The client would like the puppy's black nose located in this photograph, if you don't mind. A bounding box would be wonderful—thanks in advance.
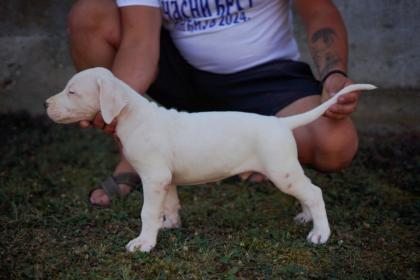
[44,101,49,109]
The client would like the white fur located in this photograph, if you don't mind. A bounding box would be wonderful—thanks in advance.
[46,67,376,252]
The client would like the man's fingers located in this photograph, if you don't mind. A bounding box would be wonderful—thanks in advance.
[329,103,357,115]
[103,119,117,134]
[248,173,266,183]
[103,126,114,135]
[79,113,116,134]
[324,110,346,120]
[338,91,360,104]
[325,102,356,120]
[337,94,356,104]
[78,112,116,135]
[103,125,115,134]
[93,114,106,129]
[323,77,361,120]
[79,120,91,128]
[329,91,359,118]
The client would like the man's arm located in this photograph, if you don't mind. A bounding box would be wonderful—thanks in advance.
[85,6,161,133]
[113,6,161,93]
[294,0,359,120]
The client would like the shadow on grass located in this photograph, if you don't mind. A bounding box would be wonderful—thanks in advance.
[0,113,419,279]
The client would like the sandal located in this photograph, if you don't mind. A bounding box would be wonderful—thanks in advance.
[88,172,142,208]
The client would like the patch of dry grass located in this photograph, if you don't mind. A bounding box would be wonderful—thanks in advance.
[0,113,419,279]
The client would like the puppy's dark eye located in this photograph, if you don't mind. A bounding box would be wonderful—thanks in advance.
[68,91,76,95]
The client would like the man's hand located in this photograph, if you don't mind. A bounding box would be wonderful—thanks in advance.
[322,73,360,120]
[79,113,117,135]
[294,0,355,120]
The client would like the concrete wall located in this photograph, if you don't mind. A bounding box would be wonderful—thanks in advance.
[0,0,418,132]
[0,0,74,114]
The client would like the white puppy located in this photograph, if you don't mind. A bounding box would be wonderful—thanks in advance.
[46,67,376,252]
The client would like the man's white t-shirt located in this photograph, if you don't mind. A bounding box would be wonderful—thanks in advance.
[117,0,300,74]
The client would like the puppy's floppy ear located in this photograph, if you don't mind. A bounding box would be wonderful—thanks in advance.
[97,77,128,124]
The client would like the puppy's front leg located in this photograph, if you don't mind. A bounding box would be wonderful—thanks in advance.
[126,176,171,252]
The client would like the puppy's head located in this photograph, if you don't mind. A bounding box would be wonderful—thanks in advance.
[45,67,128,124]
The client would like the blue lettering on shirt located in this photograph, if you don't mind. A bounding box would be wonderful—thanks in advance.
[200,0,212,17]
[161,0,254,30]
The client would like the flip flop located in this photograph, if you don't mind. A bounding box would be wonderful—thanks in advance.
[88,172,141,208]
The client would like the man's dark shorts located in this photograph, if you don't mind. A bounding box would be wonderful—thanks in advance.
[148,30,322,116]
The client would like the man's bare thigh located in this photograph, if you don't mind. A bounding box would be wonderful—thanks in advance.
[275,95,357,166]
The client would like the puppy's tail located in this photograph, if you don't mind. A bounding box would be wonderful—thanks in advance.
[282,84,377,130]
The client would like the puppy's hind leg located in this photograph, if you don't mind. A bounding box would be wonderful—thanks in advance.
[265,162,330,244]
[294,202,312,224]
[162,185,182,229]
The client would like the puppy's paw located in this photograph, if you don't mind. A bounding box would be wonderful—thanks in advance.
[125,237,155,253]
[162,214,182,229]
[294,211,312,224]
[307,226,331,245]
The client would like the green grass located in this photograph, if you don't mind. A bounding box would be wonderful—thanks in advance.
[0,113,419,279]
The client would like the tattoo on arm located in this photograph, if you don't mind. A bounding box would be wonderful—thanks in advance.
[310,28,342,79]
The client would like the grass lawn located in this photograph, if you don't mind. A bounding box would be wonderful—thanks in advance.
[0,113,419,279]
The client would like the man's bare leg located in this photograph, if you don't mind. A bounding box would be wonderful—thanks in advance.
[276,95,358,172]
[68,0,137,206]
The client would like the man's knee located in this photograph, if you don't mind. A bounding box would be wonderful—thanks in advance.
[68,0,119,43]
[313,122,359,172]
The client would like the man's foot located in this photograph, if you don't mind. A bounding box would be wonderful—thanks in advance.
[89,161,140,207]
[238,172,267,183]
[89,172,141,207]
